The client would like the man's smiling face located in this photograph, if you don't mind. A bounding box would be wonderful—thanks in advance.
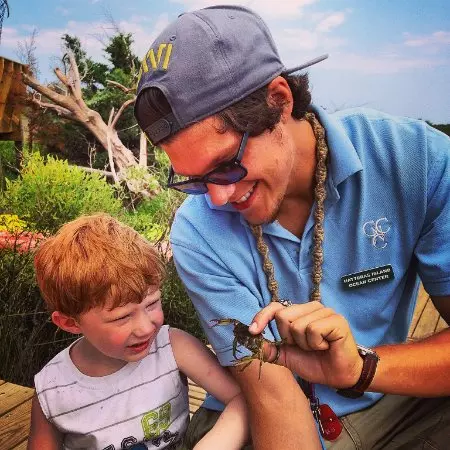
[162,116,298,226]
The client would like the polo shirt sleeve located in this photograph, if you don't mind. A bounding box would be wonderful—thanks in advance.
[415,126,450,297]
[170,216,276,366]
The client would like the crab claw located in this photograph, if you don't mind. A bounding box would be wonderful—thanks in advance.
[210,318,235,327]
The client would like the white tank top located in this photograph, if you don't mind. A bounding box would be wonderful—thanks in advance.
[35,325,189,449]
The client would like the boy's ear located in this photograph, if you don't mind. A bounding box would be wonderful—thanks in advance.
[51,311,82,335]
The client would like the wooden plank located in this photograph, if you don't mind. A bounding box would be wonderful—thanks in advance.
[0,60,14,123]
[0,398,32,450]
[8,64,26,132]
[411,296,441,340]
[408,284,429,338]
[0,382,34,416]
[12,439,28,450]
[435,316,448,334]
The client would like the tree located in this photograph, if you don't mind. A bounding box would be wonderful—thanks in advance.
[61,34,109,93]
[22,49,157,199]
[49,34,141,165]
[0,0,9,44]
[105,33,140,74]
[429,122,450,137]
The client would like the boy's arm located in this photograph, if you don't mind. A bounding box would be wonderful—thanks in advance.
[28,394,63,450]
[170,328,249,450]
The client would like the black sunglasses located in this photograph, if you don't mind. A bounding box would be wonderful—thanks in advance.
[167,132,249,194]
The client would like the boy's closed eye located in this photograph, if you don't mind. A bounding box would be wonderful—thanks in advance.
[112,314,131,322]
[146,299,160,310]
[107,298,161,322]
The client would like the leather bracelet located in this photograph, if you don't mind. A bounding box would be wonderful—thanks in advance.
[336,345,380,399]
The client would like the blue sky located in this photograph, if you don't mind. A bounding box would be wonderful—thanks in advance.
[1,0,449,123]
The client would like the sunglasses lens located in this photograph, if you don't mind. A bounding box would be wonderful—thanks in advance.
[207,166,247,184]
[173,182,208,194]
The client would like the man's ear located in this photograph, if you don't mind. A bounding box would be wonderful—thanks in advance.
[266,76,293,121]
[51,311,82,335]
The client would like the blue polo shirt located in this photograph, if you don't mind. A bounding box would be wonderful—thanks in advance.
[170,106,450,417]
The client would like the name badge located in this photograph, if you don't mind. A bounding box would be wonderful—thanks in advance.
[341,265,394,290]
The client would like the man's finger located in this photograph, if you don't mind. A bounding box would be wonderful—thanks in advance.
[274,302,326,346]
[249,301,324,335]
[262,341,322,382]
[249,302,285,334]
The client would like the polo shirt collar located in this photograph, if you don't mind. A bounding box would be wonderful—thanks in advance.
[311,105,362,187]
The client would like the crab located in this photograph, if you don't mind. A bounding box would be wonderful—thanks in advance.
[210,318,284,379]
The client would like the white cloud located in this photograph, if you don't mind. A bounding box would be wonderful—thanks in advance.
[170,0,317,20]
[325,52,447,74]
[0,14,171,78]
[315,12,345,33]
[117,14,171,58]
[403,31,450,47]
[276,28,319,51]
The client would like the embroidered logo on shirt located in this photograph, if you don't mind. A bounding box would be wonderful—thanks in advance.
[363,217,390,249]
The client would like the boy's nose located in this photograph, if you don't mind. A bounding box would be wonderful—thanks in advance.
[134,315,154,337]
[207,183,236,206]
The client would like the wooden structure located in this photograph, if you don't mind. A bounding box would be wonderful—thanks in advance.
[0,56,28,142]
[0,379,33,449]
[0,285,446,450]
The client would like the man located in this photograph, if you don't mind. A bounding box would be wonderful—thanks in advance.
[134,5,450,449]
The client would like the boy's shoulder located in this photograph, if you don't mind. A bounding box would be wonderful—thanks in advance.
[34,339,78,392]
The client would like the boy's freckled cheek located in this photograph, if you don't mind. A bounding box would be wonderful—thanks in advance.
[109,330,130,346]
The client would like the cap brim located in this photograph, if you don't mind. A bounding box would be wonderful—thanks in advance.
[283,54,329,74]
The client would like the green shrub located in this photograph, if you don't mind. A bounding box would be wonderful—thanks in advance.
[0,246,76,387]
[0,141,15,168]
[120,190,183,243]
[0,152,123,233]
[0,150,206,386]
[162,258,206,343]
[0,214,27,232]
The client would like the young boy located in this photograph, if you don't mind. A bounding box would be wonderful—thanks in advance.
[28,213,248,450]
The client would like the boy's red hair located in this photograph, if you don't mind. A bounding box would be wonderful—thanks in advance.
[34,213,165,316]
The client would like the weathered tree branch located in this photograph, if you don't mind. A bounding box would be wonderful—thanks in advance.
[106,80,134,93]
[30,97,75,120]
[139,131,147,167]
[111,98,135,129]
[77,166,114,178]
[22,72,72,110]
[21,49,159,199]
[54,68,71,90]
[67,51,82,101]
[106,108,120,184]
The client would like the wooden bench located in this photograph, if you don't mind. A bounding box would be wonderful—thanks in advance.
[0,379,33,449]
[1,285,446,450]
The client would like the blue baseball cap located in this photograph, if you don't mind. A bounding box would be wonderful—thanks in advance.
[135,5,328,144]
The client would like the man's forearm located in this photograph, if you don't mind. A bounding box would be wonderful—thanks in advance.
[230,363,321,450]
[371,328,450,396]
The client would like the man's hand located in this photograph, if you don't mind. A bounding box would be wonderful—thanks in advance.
[250,301,363,389]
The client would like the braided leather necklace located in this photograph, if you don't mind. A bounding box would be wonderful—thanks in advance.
[249,112,343,441]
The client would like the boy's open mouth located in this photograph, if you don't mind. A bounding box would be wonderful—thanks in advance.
[127,340,150,353]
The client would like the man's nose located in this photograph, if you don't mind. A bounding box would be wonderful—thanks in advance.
[207,183,236,206]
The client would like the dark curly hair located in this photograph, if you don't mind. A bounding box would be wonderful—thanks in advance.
[134,73,312,143]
